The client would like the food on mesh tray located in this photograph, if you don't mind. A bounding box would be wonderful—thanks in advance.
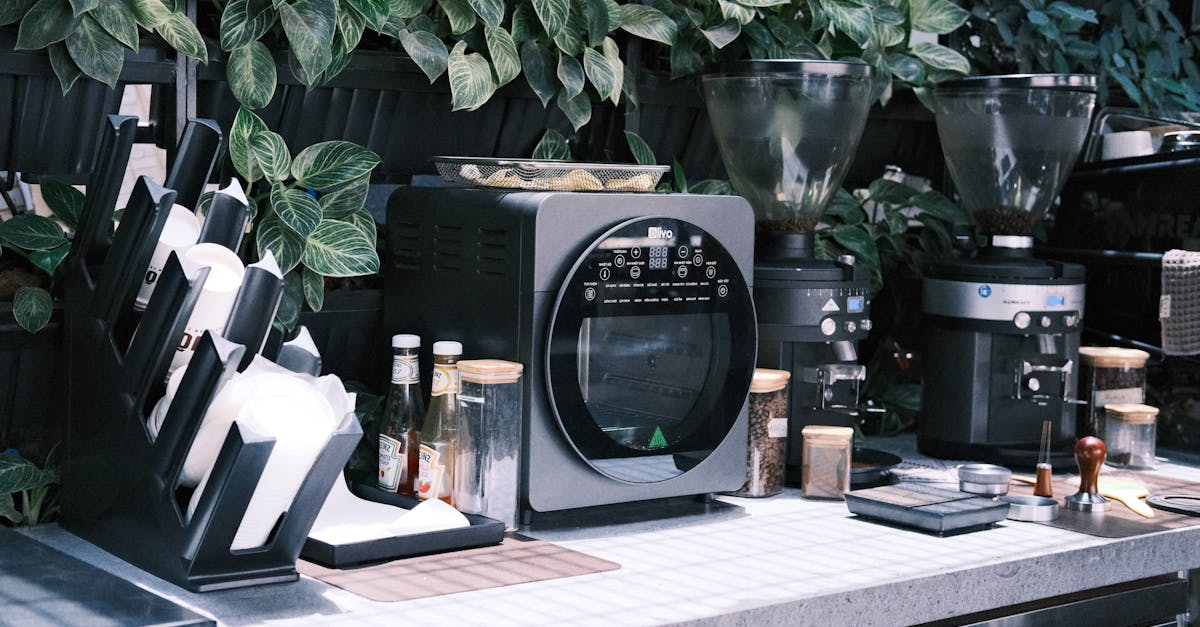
[480,168,523,188]
[538,169,604,191]
[603,173,656,191]
[458,164,484,181]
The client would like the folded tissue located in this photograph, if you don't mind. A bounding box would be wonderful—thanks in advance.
[308,475,471,545]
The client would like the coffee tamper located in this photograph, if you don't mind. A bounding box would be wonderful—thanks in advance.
[1064,436,1111,513]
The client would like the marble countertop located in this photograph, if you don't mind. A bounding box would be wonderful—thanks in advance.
[15,435,1200,626]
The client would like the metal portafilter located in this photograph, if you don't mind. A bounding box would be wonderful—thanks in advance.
[1064,436,1112,512]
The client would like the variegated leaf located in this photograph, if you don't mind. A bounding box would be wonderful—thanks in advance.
[278,0,335,86]
[318,173,370,219]
[485,25,520,86]
[230,107,270,182]
[272,183,323,237]
[302,220,380,277]
[90,0,139,50]
[16,0,81,50]
[228,40,277,109]
[398,28,448,82]
[447,40,497,111]
[292,140,382,190]
[256,214,306,274]
[249,129,292,180]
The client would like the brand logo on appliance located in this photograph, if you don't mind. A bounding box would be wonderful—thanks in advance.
[648,226,674,240]
[978,285,992,298]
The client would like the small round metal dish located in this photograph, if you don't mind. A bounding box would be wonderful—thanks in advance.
[958,463,1012,496]
[1002,495,1060,521]
[850,448,902,487]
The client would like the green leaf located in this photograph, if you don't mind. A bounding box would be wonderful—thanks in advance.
[557,51,584,98]
[220,0,278,50]
[65,15,124,88]
[909,0,969,34]
[279,0,336,86]
[717,0,753,25]
[130,0,171,27]
[511,2,540,41]
[0,215,67,251]
[302,265,325,311]
[689,179,733,195]
[38,178,84,228]
[437,0,477,33]
[910,42,970,75]
[617,3,675,45]
[556,87,591,131]
[552,4,584,56]
[886,53,925,84]
[868,178,917,204]
[346,208,377,244]
[485,26,520,86]
[584,43,621,104]
[12,287,53,333]
[388,0,430,21]
[1047,1,1096,23]
[909,190,968,224]
[249,130,291,181]
[318,174,370,219]
[272,184,323,237]
[532,129,571,159]
[582,0,608,46]
[303,220,380,276]
[336,2,365,51]
[292,140,382,190]
[158,10,208,62]
[532,0,569,38]
[0,454,54,494]
[466,0,503,28]
[1027,9,1049,25]
[27,243,70,276]
[228,41,277,109]
[819,0,872,45]
[699,17,740,49]
[346,0,389,29]
[0,494,20,525]
[669,39,703,79]
[447,40,497,111]
[16,0,81,50]
[257,214,306,274]
[624,130,656,166]
[397,28,448,82]
[90,0,139,50]
[47,43,82,94]
[520,40,557,106]
[69,0,99,14]
[829,225,880,272]
[0,0,37,26]
[230,107,269,182]
[873,5,905,25]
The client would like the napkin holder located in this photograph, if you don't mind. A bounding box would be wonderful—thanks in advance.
[61,115,361,591]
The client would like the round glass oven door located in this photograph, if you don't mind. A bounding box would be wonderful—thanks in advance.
[545,217,756,483]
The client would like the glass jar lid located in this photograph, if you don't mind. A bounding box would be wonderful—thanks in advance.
[459,359,524,384]
[1079,347,1151,368]
[750,368,791,394]
[801,425,854,441]
[1105,403,1159,424]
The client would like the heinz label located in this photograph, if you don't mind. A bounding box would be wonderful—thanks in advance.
[378,434,405,492]
[430,363,460,396]
[416,444,445,500]
[391,354,418,384]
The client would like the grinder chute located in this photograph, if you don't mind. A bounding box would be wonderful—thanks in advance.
[702,60,876,477]
[919,74,1098,466]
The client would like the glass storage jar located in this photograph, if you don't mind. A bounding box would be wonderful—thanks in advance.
[728,369,791,497]
[800,425,854,499]
[1077,347,1149,438]
[1104,403,1159,470]
[456,359,524,529]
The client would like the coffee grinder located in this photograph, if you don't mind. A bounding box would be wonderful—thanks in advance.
[702,60,876,475]
[918,74,1098,465]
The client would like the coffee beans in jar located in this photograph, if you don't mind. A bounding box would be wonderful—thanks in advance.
[1078,347,1149,439]
[727,369,791,498]
[975,206,1037,236]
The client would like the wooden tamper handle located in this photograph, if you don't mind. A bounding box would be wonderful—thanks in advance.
[1064,436,1111,512]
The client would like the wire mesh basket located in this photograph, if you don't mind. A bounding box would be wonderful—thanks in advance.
[433,157,670,192]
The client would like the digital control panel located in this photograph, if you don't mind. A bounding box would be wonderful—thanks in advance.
[575,219,738,310]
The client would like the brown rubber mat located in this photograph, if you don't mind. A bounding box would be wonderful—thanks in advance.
[297,534,620,602]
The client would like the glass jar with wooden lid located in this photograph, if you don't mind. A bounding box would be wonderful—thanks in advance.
[1078,347,1150,438]
[1104,403,1159,469]
[800,425,854,499]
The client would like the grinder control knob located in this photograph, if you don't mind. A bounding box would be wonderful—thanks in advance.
[820,319,837,336]
[1014,312,1031,329]
[845,321,857,333]
[1064,314,1079,327]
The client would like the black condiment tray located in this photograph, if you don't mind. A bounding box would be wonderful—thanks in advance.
[300,484,505,568]
[845,483,1010,536]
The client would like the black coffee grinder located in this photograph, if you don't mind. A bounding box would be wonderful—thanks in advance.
[702,60,876,475]
[918,75,1098,466]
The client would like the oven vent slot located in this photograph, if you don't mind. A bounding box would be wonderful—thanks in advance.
[391,221,423,271]
[475,226,511,278]
[432,223,466,272]
[601,374,698,399]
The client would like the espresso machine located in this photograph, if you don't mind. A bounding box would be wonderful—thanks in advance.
[702,60,876,474]
[918,74,1098,465]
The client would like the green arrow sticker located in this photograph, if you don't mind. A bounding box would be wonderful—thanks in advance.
[648,426,668,449]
